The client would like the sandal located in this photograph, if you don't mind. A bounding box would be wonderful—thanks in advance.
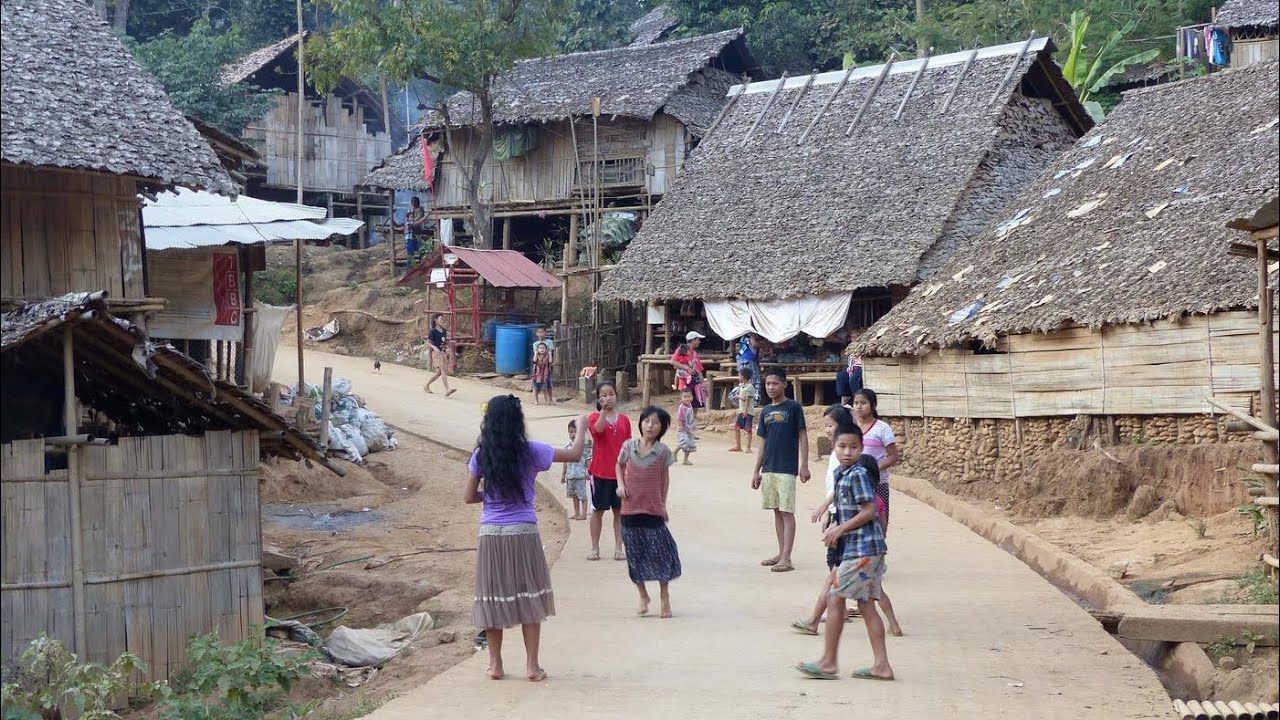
[794,662,838,680]
[850,667,894,681]
[760,557,780,567]
[790,620,819,636]
[614,549,626,561]
[770,561,794,573]
[587,549,600,561]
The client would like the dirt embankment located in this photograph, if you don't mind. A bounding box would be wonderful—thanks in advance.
[258,428,568,716]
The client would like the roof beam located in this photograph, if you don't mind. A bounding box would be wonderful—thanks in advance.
[797,64,855,145]
[776,71,817,133]
[847,54,897,136]
[894,54,931,121]
[989,35,1036,105]
[941,50,979,114]
[703,82,746,141]
[742,71,789,145]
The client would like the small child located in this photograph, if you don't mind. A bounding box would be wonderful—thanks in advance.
[671,343,691,391]
[729,366,756,453]
[675,389,697,465]
[616,406,680,618]
[561,419,592,520]
[531,342,553,405]
[794,419,894,682]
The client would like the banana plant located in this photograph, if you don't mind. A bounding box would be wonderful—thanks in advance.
[1061,11,1160,122]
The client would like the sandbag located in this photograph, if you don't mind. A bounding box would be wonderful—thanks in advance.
[250,302,294,390]
[355,408,393,452]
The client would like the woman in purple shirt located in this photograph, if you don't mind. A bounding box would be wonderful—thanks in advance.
[465,395,589,682]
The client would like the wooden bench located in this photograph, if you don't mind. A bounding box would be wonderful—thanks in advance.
[708,374,740,410]
[790,372,836,407]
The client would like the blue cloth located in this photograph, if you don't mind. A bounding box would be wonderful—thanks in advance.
[738,336,758,363]
[833,461,886,562]
[835,366,863,398]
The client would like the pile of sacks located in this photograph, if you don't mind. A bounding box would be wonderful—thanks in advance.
[289,378,397,463]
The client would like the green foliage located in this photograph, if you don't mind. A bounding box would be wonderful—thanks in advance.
[1237,569,1280,605]
[1060,11,1159,119]
[560,0,650,52]
[128,19,280,134]
[155,632,314,720]
[1186,516,1208,538]
[255,267,299,305]
[0,634,145,720]
[1237,503,1271,538]
[667,0,849,75]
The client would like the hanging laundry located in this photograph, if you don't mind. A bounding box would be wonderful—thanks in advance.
[1208,27,1231,66]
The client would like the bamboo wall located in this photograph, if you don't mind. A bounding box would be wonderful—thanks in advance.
[1,165,144,302]
[0,431,263,683]
[433,113,691,210]
[866,312,1280,419]
[243,92,392,193]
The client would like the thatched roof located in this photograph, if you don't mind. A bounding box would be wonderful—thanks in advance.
[220,31,308,86]
[361,142,426,192]
[1216,0,1279,29]
[0,0,236,194]
[598,39,1090,303]
[857,61,1280,356]
[1,293,327,463]
[629,5,680,46]
[426,29,757,128]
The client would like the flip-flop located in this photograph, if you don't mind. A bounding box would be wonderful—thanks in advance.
[445,388,457,397]
[760,557,780,566]
[770,562,794,573]
[794,662,838,680]
[587,550,600,561]
[888,627,904,637]
[790,620,819,636]
[528,669,547,682]
[614,550,626,561]
[850,667,894,681]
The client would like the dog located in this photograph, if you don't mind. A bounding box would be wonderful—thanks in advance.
[373,359,382,373]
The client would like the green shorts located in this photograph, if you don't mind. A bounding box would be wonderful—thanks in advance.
[760,472,797,514]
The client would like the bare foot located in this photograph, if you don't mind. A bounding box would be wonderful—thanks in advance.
[660,601,672,618]
[638,598,650,616]
[760,556,780,567]
[527,668,547,682]
[445,388,457,397]
[728,447,742,452]
[423,384,434,394]
[487,665,504,680]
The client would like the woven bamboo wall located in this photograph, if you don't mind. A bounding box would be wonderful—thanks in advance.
[0,431,263,683]
[866,311,1280,418]
[243,92,392,193]
[0,165,144,302]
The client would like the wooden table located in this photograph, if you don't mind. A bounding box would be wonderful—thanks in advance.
[638,353,731,405]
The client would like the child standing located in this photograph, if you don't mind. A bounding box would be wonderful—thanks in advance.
[794,419,894,682]
[752,368,809,573]
[531,342,553,405]
[561,419,592,520]
[616,406,681,618]
[730,366,756,453]
[588,381,632,561]
[675,389,697,465]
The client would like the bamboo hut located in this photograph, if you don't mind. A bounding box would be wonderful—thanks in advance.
[1217,0,1280,68]
[855,61,1280,484]
[1,293,328,684]
[627,6,680,47]
[597,39,1091,401]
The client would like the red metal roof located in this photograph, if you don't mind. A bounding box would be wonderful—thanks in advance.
[400,246,562,289]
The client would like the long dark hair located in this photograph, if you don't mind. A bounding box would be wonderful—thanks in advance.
[853,388,880,419]
[476,395,528,500]
[823,403,854,425]
[595,379,617,411]
[638,406,671,441]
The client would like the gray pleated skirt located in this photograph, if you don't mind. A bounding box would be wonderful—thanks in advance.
[473,523,556,629]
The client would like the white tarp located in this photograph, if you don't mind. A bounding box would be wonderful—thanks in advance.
[704,292,852,343]
[250,301,293,390]
[145,219,363,249]
[147,248,243,341]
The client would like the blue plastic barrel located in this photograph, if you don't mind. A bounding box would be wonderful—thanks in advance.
[495,324,532,375]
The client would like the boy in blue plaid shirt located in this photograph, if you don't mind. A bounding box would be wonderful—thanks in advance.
[795,420,895,682]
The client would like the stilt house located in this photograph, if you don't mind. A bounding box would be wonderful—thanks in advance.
[855,61,1280,486]
[1217,0,1280,67]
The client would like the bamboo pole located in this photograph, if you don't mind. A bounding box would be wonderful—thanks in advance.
[242,246,256,392]
[318,367,333,448]
[63,329,88,656]
[294,0,306,397]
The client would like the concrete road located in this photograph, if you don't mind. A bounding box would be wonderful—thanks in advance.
[276,349,1171,719]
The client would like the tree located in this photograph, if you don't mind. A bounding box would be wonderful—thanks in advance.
[128,19,281,134]
[666,0,848,76]
[1060,11,1159,120]
[310,0,568,248]
[560,0,650,52]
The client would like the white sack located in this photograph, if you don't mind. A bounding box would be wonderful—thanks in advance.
[325,612,433,668]
[250,301,294,390]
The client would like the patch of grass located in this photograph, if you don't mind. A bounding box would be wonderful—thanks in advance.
[254,267,298,305]
[1204,634,1237,658]
[1238,569,1279,604]
[1186,517,1208,538]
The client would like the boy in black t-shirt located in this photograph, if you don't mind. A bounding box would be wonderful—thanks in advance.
[751,368,810,573]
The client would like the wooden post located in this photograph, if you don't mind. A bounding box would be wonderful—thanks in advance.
[63,329,88,656]
[502,217,512,250]
[641,359,651,406]
[241,247,255,392]
[1256,231,1277,550]
[662,301,672,353]
[355,191,366,249]
[318,366,334,448]
[644,302,654,355]
[387,189,398,275]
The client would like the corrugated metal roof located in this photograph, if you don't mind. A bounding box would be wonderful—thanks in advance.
[402,246,562,288]
[145,218,363,249]
[141,188,362,248]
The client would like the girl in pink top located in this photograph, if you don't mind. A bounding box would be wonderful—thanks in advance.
[616,406,681,618]
[851,389,899,534]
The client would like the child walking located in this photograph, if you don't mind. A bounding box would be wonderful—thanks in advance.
[531,342,554,405]
[561,419,592,520]
[729,366,756,453]
[675,389,697,465]
[752,368,809,573]
[795,418,894,682]
[464,395,589,682]
[616,406,681,618]
[587,381,632,561]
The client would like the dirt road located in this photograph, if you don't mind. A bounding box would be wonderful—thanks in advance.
[276,349,1171,718]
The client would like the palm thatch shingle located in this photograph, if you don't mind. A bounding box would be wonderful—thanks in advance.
[629,5,680,46]
[597,39,1090,304]
[427,29,757,128]
[361,143,428,192]
[1,0,235,194]
[856,61,1280,356]
[1216,0,1279,29]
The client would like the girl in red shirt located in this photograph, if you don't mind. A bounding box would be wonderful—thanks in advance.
[617,406,681,618]
[587,381,632,561]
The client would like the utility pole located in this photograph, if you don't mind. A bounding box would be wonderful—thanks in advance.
[294,0,306,396]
